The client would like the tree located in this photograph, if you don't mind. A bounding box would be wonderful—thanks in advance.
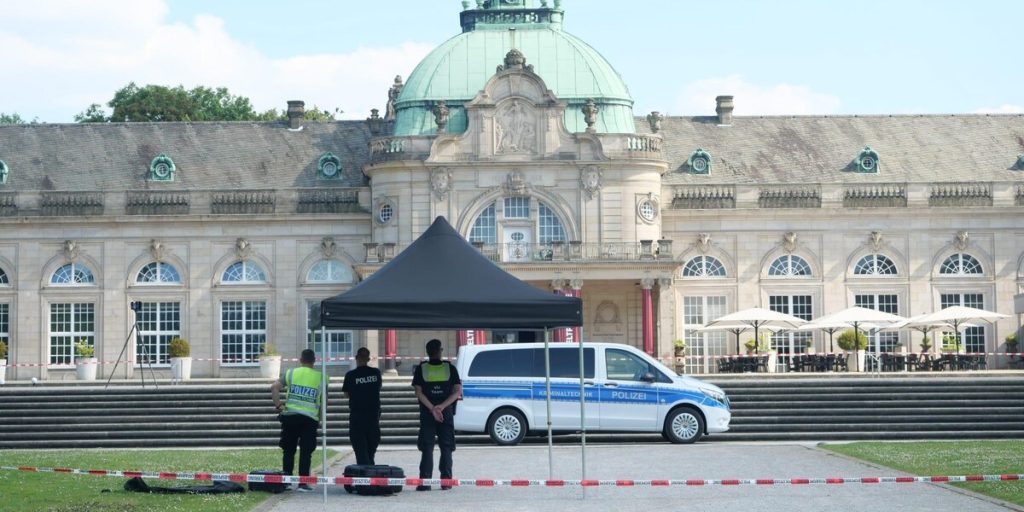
[0,112,38,125]
[836,329,869,351]
[75,83,340,123]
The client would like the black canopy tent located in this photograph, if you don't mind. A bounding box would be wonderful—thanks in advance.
[316,216,584,486]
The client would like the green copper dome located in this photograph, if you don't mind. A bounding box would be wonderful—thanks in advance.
[393,1,635,136]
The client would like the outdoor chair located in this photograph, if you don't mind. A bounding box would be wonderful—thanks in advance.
[834,354,849,372]
[755,354,770,373]
[716,357,734,374]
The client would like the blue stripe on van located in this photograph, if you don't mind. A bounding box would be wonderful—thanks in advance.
[462,381,729,410]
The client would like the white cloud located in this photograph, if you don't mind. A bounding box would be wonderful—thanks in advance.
[673,75,842,116]
[972,104,1024,114]
[1,1,433,121]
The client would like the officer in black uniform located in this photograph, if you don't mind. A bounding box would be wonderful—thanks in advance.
[342,347,382,465]
[411,339,462,491]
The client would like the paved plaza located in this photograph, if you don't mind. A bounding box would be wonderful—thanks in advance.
[264,442,1021,512]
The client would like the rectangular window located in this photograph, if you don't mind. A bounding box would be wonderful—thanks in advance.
[503,197,530,219]
[49,303,95,366]
[940,293,986,353]
[769,295,813,370]
[305,301,353,364]
[854,294,900,352]
[533,347,595,378]
[136,302,181,365]
[221,301,266,365]
[682,296,727,374]
[468,349,534,377]
[0,303,9,356]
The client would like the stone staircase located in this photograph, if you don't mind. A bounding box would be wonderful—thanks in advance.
[1,376,1022,448]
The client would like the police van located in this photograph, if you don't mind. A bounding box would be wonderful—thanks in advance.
[454,342,730,445]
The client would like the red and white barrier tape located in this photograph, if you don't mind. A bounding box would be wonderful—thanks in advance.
[2,465,1022,488]
[1,355,454,369]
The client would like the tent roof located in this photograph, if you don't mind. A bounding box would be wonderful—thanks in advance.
[320,216,582,329]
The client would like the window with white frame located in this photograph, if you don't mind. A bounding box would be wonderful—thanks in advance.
[682,256,727,278]
[222,261,267,284]
[306,301,353,364]
[136,262,182,284]
[0,303,9,356]
[538,203,567,243]
[769,295,813,368]
[853,254,898,276]
[854,294,900,352]
[49,303,95,366]
[135,302,181,365]
[682,295,728,374]
[504,197,530,218]
[51,263,95,285]
[940,293,986,353]
[469,204,497,244]
[306,260,352,284]
[939,253,983,275]
[0,267,8,285]
[768,255,812,277]
[220,301,267,364]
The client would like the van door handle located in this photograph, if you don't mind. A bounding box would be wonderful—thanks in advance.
[584,381,596,386]
[604,382,618,387]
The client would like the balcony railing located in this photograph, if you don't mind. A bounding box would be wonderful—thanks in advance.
[365,240,675,264]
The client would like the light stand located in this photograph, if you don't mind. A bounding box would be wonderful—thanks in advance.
[105,302,159,389]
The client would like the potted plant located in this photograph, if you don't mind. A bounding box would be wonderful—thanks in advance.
[259,342,282,379]
[837,329,868,372]
[168,337,192,382]
[919,335,933,353]
[75,339,98,381]
[0,339,7,385]
[743,334,776,372]
[941,333,962,354]
[672,339,687,373]
[1006,332,1018,353]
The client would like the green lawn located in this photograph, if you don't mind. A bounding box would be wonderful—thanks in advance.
[0,448,336,512]
[824,441,1024,506]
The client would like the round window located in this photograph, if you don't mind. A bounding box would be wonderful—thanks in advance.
[692,157,707,172]
[154,163,170,178]
[322,161,339,177]
[510,232,525,242]
[638,199,657,221]
[379,203,393,223]
[861,157,875,170]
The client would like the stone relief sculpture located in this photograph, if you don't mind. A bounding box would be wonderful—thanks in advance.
[149,239,166,261]
[502,170,527,197]
[782,232,798,253]
[320,237,337,258]
[235,238,254,259]
[63,240,79,261]
[495,100,536,154]
[647,111,664,133]
[869,231,884,252]
[954,231,970,251]
[384,75,403,122]
[696,233,712,254]
[579,165,602,200]
[430,168,452,200]
[593,300,623,334]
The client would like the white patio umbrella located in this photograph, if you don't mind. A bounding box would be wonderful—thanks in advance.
[697,323,750,355]
[704,308,807,355]
[910,306,1009,353]
[812,307,906,371]
[797,319,881,354]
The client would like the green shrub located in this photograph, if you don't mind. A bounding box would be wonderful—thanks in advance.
[168,337,191,358]
[743,333,772,353]
[74,340,95,358]
[941,333,960,352]
[673,339,687,352]
[836,329,868,351]
[260,343,279,357]
[0,340,7,359]
[1006,332,1018,345]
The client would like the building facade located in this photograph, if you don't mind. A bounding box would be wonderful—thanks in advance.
[1,0,1022,380]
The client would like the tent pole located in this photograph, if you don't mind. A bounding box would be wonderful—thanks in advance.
[544,328,553,480]
[321,325,328,503]
[577,330,586,499]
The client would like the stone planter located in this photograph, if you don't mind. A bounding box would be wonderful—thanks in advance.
[766,351,778,373]
[259,356,282,379]
[846,351,865,372]
[0,359,6,385]
[170,357,192,382]
[76,357,98,381]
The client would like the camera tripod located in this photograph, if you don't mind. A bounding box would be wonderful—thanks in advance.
[105,303,159,389]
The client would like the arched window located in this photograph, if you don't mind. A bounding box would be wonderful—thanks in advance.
[538,203,567,244]
[0,267,8,285]
[136,262,182,284]
[682,256,727,278]
[307,260,352,283]
[469,203,497,244]
[939,253,983,275]
[222,261,267,283]
[51,263,95,285]
[853,254,898,276]
[768,255,812,277]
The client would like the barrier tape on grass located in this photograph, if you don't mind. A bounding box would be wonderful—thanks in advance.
[3,465,1023,488]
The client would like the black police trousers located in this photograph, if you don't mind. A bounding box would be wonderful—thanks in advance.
[279,413,318,476]
[418,409,455,479]
[349,410,381,466]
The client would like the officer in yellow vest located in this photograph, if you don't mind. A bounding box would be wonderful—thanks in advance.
[412,339,462,491]
[271,349,324,492]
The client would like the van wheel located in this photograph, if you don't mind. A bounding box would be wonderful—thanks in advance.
[664,407,704,444]
[487,408,527,446]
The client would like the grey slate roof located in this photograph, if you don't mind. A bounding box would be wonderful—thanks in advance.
[644,114,1024,185]
[0,121,371,191]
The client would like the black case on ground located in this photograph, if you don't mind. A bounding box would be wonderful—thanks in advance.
[342,464,405,495]
[248,469,289,494]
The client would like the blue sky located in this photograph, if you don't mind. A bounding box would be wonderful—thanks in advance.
[3,0,1021,122]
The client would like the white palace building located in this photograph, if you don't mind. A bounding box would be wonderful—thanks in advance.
[0,0,1023,380]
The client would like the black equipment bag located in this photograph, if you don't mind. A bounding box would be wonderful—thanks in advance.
[342,464,405,495]
[248,469,289,494]
[124,477,245,494]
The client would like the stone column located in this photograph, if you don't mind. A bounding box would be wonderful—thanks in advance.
[383,329,398,375]
[641,278,656,355]
[364,330,380,369]
[551,279,568,342]
[568,279,584,343]
[657,277,676,362]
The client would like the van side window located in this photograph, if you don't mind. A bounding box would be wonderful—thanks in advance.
[468,349,534,377]
[533,348,594,378]
[606,349,670,383]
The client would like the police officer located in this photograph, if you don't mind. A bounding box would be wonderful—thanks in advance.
[342,347,382,465]
[411,339,461,491]
[270,349,324,492]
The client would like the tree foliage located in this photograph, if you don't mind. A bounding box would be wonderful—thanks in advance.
[0,112,39,125]
[75,82,341,123]
[836,329,869,351]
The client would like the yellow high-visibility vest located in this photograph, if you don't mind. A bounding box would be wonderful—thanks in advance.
[284,367,323,421]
